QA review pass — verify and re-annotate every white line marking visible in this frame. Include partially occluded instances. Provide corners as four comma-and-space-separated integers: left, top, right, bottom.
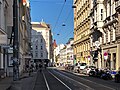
61, 70, 115, 90
48, 71, 72, 90
42, 72, 50, 90
54, 70, 93, 90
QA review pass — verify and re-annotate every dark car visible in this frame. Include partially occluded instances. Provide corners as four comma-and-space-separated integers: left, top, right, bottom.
115, 71, 120, 83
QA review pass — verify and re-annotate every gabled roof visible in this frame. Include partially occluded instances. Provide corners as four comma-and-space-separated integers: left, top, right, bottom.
31, 22, 50, 28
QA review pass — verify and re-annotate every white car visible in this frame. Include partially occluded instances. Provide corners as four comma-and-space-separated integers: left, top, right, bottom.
82, 66, 96, 75
80, 63, 87, 70
73, 63, 81, 73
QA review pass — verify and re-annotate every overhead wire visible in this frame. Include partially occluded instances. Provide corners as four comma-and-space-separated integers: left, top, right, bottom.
52, 0, 66, 35
58, 8, 73, 35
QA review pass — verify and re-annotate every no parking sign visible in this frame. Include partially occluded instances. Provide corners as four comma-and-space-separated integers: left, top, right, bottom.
104, 52, 108, 60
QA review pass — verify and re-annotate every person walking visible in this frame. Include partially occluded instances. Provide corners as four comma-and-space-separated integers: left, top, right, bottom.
39, 63, 42, 72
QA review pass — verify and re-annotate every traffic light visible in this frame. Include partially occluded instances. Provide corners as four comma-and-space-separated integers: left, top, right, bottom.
93, 50, 98, 62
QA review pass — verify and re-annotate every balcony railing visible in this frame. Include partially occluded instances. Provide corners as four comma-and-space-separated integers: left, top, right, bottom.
115, 0, 120, 11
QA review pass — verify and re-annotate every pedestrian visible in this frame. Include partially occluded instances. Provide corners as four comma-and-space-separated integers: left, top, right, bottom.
28, 65, 33, 76
35, 63, 38, 71
39, 63, 42, 72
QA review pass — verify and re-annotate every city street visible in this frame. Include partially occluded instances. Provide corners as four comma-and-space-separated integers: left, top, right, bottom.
33, 67, 120, 90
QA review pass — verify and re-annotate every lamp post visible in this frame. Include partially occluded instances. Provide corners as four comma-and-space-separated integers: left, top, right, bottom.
13, 0, 19, 81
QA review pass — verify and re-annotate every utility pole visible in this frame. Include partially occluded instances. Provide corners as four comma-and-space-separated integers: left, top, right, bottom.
13, 0, 19, 81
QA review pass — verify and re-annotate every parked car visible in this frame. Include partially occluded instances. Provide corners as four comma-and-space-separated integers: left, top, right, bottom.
73, 63, 81, 73
80, 63, 87, 70
82, 66, 96, 75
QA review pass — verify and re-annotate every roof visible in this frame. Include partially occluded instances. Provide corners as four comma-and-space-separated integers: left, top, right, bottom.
31, 22, 50, 28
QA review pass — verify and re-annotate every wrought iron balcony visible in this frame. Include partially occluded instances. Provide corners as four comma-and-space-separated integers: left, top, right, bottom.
115, 0, 120, 12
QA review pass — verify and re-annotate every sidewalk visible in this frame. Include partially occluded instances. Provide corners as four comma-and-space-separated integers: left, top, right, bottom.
0, 71, 37, 90
0, 76, 13, 90
9, 72, 37, 90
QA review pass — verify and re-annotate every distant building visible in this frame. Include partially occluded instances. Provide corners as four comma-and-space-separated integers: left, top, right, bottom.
54, 44, 64, 66
66, 38, 74, 65
31, 21, 53, 63
74, 0, 91, 65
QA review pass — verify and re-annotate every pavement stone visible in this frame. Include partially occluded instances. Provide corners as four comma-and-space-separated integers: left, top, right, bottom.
9, 72, 37, 90
0, 76, 13, 90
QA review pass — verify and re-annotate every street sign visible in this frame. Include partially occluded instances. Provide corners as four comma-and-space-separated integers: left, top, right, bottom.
104, 52, 108, 60
88, 56, 90, 60
95, 41, 100, 48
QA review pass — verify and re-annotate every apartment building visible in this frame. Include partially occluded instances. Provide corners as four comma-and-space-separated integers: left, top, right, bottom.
54, 44, 64, 66
66, 38, 74, 65
90, 0, 104, 68
0, 0, 31, 77
31, 21, 53, 64
74, 0, 91, 65
101, 0, 120, 70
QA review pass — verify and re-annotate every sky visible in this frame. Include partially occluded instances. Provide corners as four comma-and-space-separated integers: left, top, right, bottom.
30, 0, 74, 45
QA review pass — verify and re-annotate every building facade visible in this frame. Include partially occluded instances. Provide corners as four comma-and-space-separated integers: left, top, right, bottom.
54, 44, 64, 66
90, 0, 104, 68
74, 0, 91, 65
31, 21, 53, 63
99, 0, 120, 70
0, 0, 31, 77
60, 46, 67, 66
66, 38, 74, 65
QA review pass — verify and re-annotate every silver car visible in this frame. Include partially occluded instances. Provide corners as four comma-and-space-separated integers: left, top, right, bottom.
82, 66, 96, 75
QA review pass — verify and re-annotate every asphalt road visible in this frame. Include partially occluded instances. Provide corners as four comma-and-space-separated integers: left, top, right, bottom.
33, 68, 120, 90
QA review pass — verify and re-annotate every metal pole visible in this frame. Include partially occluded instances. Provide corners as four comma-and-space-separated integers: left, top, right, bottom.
13, 0, 19, 81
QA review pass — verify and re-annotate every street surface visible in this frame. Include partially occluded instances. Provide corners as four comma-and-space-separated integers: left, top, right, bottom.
33, 67, 120, 90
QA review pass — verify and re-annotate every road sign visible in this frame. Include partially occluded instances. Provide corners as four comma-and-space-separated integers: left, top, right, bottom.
95, 41, 100, 48
88, 56, 90, 60
104, 52, 108, 60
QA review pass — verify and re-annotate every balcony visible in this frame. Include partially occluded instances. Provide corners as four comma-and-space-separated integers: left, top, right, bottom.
115, 0, 120, 12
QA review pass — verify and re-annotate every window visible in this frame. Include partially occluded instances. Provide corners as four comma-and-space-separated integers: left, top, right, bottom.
41, 46, 43, 50
41, 53, 43, 57
36, 46, 38, 49
41, 39, 43, 43
35, 53, 38, 57
101, 9, 103, 20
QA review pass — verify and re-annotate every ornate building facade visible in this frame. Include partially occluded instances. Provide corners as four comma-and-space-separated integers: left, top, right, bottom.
102, 0, 120, 70
74, 0, 91, 65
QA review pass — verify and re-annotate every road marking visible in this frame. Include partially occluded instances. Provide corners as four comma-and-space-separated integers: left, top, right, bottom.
61, 70, 115, 90
77, 76, 115, 90
48, 71, 72, 90
54, 70, 93, 90
42, 72, 50, 90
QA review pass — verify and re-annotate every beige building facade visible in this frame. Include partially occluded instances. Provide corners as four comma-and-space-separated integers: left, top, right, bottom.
101, 0, 120, 70
31, 21, 53, 63
74, 0, 91, 65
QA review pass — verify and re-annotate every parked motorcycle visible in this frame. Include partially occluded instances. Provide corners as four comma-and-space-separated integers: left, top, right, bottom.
115, 71, 120, 83
101, 70, 112, 80
89, 68, 96, 77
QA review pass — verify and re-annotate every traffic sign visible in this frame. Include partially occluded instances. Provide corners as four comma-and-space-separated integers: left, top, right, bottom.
95, 41, 100, 48
104, 52, 108, 60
